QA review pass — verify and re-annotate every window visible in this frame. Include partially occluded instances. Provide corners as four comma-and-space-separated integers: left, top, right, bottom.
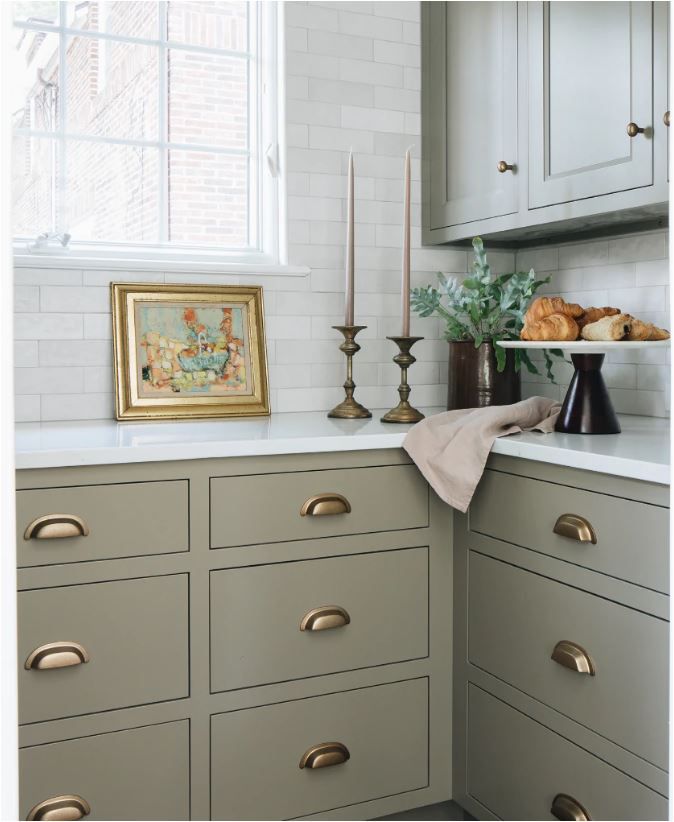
11, 1, 282, 264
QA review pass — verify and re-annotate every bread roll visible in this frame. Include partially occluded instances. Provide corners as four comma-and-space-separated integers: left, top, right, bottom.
524, 296, 584, 324
577, 306, 621, 329
580, 313, 632, 341
625, 318, 671, 341
521, 313, 579, 341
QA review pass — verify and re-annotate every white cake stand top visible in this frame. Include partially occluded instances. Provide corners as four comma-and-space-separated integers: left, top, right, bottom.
498, 339, 670, 355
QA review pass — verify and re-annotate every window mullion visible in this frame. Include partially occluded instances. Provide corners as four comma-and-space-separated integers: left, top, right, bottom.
56, 1, 67, 235
158, 1, 168, 245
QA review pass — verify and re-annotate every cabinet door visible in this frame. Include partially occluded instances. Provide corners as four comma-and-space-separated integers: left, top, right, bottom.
427, 2, 518, 230
528, 2, 653, 208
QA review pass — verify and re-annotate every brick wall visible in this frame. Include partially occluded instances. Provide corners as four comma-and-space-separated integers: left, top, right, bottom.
13, 1, 670, 422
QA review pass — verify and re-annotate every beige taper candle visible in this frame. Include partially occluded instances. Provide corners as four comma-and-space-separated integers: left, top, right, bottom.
402, 148, 411, 336
345, 151, 355, 326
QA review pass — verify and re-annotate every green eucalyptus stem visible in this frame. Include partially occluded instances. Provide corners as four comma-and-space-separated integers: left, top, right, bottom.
410, 236, 565, 382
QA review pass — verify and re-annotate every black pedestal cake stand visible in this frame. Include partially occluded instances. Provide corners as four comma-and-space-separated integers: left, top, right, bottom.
497, 340, 670, 435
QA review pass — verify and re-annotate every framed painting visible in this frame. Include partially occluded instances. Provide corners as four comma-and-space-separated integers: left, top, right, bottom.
112, 283, 270, 420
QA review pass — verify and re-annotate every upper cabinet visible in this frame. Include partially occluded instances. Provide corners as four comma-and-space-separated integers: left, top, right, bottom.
528, 1, 652, 207
422, 2, 670, 246
427, 2, 519, 228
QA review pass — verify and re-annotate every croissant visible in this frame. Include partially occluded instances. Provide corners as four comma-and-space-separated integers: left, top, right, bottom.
524, 296, 584, 324
624, 318, 671, 341
521, 312, 579, 341
581, 313, 632, 341
577, 306, 621, 329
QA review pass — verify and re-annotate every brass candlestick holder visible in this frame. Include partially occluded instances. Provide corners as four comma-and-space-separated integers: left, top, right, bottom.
381, 336, 425, 424
328, 325, 372, 419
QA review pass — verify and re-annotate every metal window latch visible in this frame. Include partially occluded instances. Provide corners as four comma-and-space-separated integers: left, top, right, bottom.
265, 143, 279, 178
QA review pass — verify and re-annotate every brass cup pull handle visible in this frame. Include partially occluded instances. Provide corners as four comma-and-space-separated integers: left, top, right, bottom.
550, 793, 591, 821
497, 160, 514, 173
553, 513, 596, 544
299, 742, 350, 770
27, 794, 91, 821
551, 640, 595, 676
25, 641, 90, 671
24, 514, 89, 541
627, 121, 645, 137
300, 605, 351, 632
664, 111, 670, 127
300, 493, 351, 517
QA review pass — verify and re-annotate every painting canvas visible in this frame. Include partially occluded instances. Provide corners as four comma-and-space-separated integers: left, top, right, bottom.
112, 284, 269, 420
135, 302, 253, 398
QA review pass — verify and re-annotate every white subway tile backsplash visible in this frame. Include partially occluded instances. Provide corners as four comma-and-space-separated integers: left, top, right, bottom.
14, 3, 669, 422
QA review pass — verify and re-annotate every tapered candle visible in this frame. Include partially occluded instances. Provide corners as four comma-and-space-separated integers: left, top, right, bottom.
345, 152, 355, 326
401, 148, 411, 336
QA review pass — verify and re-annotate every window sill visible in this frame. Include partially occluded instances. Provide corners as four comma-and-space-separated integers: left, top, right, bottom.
13, 252, 310, 277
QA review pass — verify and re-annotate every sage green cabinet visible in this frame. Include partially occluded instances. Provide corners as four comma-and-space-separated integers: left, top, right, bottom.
528, 1, 653, 207
422, 2, 670, 245
20, 720, 190, 821
210, 678, 429, 821
18, 574, 189, 723
426, 1, 519, 229
467, 686, 667, 821
210, 546, 429, 692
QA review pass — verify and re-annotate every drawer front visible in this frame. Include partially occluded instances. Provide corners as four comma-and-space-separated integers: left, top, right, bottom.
21, 720, 190, 821
470, 469, 668, 592
17, 480, 189, 567
467, 685, 667, 821
210, 464, 428, 548
210, 547, 428, 692
19, 575, 189, 723
211, 678, 428, 820
469, 552, 668, 768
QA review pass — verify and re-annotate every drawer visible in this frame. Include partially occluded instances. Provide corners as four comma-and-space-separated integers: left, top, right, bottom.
19, 575, 189, 723
21, 720, 189, 821
210, 547, 428, 691
469, 469, 668, 592
210, 678, 428, 820
467, 685, 667, 821
210, 464, 428, 548
468, 551, 668, 768
17, 480, 189, 567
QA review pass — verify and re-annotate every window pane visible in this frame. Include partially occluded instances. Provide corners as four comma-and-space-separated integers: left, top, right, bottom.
12, 135, 58, 236
168, 150, 247, 247
11, 28, 60, 132
64, 140, 160, 243
12, 1, 59, 26
167, 1, 248, 51
168, 48, 247, 150
65, 36, 159, 140
65, 1, 159, 40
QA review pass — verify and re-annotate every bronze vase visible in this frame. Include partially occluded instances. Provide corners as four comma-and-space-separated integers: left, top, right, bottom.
447, 340, 521, 410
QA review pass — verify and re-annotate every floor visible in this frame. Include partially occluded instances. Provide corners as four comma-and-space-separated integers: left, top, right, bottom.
379, 800, 473, 820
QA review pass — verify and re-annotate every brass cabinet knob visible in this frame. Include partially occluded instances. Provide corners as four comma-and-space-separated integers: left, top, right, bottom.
664, 111, 670, 127
552, 513, 596, 544
300, 605, 351, 632
626, 122, 645, 137
25, 641, 90, 671
497, 160, 514, 173
551, 640, 595, 676
24, 514, 89, 540
299, 741, 350, 770
300, 493, 351, 517
27, 795, 91, 821
550, 793, 591, 821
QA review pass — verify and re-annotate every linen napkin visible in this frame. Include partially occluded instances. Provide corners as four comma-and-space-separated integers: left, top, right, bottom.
403, 396, 561, 513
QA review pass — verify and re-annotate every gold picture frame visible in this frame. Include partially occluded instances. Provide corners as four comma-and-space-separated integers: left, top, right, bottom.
111, 283, 270, 421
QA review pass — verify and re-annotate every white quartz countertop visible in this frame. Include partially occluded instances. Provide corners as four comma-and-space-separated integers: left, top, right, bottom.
14, 409, 670, 484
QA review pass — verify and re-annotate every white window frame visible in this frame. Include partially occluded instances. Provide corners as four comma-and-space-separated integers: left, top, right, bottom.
12, 0, 297, 274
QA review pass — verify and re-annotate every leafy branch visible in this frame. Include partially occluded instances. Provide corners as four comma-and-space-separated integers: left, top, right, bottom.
410, 237, 565, 379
